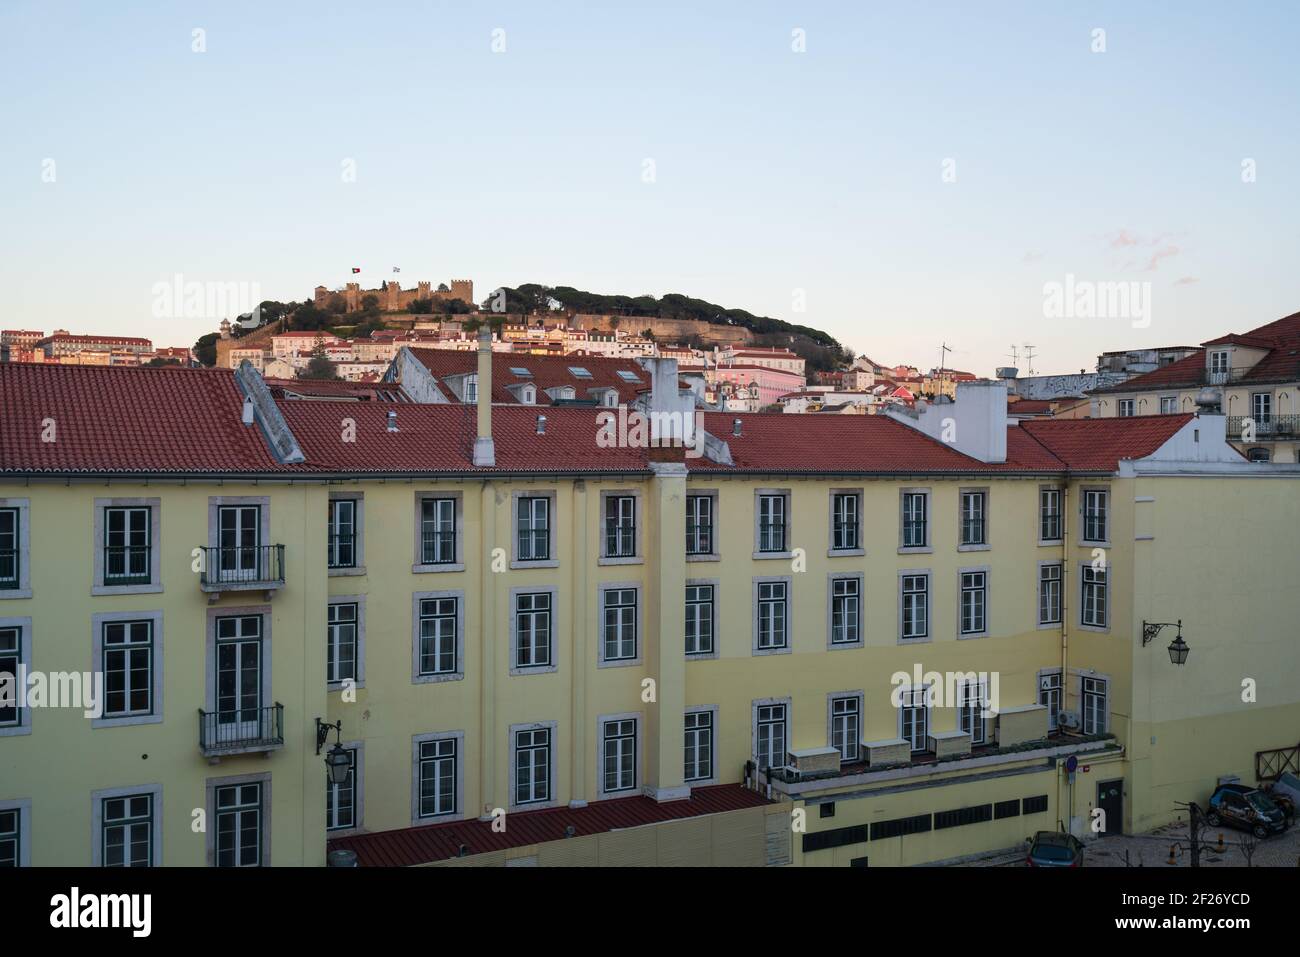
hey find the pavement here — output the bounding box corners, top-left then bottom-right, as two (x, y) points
(958, 817), (1300, 867)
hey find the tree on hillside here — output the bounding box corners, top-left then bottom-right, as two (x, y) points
(193, 332), (220, 367)
(300, 339), (339, 380)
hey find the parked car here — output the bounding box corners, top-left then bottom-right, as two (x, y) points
(1025, 830), (1084, 867)
(1264, 772), (1300, 820)
(1205, 784), (1289, 838)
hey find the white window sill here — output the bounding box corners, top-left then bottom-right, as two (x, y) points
(597, 556), (643, 567)
(412, 563), (465, 574)
(827, 548), (865, 558)
(329, 566), (368, 578)
(92, 583), (163, 596)
(898, 546), (932, 555)
(412, 671), (465, 685)
(510, 559), (559, 570)
(957, 544), (990, 553)
(686, 553), (721, 563)
(752, 551), (793, 561)
(752, 645), (792, 657)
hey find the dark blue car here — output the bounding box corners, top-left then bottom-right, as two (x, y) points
(1206, 784), (1288, 838)
(1025, 830), (1084, 867)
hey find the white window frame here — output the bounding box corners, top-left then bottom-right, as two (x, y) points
(1039, 669), (1063, 731)
(326, 494), (364, 574)
(898, 488), (931, 552)
(205, 772), (270, 867)
(1079, 563), (1109, 631)
(828, 488), (864, 556)
(92, 610), (164, 728)
(1038, 486), (1062, 544)
(754, 489), (791, 558)
(91, 784), (162, 867)
(327, 596), (366, 689)
(511, 586), (558, 675)
(827, 573), (863, 649)
(0, 616), (33, 737)
(898, 570), (930, 642)
(511, 490), (558, 568)
(898, 685), (931, 753)
(411, 730), (463, 824)
(685, 490), (719, 560)
(685, 579), (717, 658)
(684, 706), (718, 785)
(0, 499), (32, 599)
(753, 576), (792, 655)
(957, 567), (989, 638)
(1081, 675), (1109, 734)
(413, 491), (464, 573)
(752, 698), (790, 770)
(411, 590), (465, 684)
(0, 799), (31, 867)
(957, 488), (989, 550)
(1159, 395), (1178, 415)
(93, 498), (162, 595)
(957, 678), (990, 746)
(326, 740), (365, 834)
(598, 584), (641, 667)
(597, 712), (642, 798)
(827, 691), (864, 763)
(599, 490), (642, 565)
(1080, 487), (1110, 545)
(1117, 399), (1135, 417)
(1037, 562), (1063, 628)
(509, 722), (558, 810)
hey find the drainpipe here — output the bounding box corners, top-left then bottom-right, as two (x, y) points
(1058, 474), (1071, 830)
(472, 325), (495, 466)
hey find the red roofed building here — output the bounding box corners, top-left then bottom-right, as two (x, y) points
(1, 360), (1296, 869)
(1088, 309), (1300, 462)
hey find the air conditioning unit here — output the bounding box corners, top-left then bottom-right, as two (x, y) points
(1057, 710), (1081, 732)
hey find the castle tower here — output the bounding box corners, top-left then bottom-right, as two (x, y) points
(449, 279), (474, 305)
(345, 282), (361, 312)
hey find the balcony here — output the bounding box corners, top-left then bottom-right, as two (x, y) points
(1225, 415), (1300, 441)
(198, 703), (284, 760)
(198, 545), (285, 601)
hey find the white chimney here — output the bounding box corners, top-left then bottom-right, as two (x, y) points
(886, 381), (1008, 463)
(472, 326), (495, 466)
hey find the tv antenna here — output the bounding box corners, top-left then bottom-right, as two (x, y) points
(937, 342), (951, 374)
(1022, 343), (1037, 377)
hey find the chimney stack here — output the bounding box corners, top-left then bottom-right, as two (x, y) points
(241, 395), (255, 426)
(472, 325), (496, 466)
(536, 414), (547, 435)
(386, 410), (398, 432)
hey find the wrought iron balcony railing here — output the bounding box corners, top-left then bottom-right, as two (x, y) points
(198, 703), (284, 757)
(198, 545), (285, 594)
(0, 548), (18, 589)
(103, 545), (152, 586)
(1226, 415), (1300, 440)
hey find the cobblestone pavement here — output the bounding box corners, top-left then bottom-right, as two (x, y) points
(960, 818), (1300, 867)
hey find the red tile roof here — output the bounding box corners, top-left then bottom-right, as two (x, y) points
(1091, 310), (1300, 394)
(1016, 414), (1194, 471)
(0, 364), (1201, 477)
(264, 378), (410, 402)
(407, 349), (648, 405)
(0, 363), (292, 474)
(327, 784), (771, 866)
(277, 402), (652, 474)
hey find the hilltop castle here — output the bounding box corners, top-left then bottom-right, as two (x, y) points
(314, 278), (474, 313)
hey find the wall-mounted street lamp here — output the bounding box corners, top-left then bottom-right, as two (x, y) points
(1142, 620), (1190, 666)
(315, 717), (351, 785)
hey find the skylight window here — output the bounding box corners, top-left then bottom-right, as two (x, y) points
(616, 370), (642, 383)
(568, 366), (593, 379)
(510, 367), (532, 377)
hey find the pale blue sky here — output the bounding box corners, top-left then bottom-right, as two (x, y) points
(2, 1), (1297, 374)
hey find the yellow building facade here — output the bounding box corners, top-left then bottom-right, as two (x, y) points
(2, 357), (1299, 867)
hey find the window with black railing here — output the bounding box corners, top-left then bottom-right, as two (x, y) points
(686, 494), (713, 555)
(757, 494), (787, 553)
(420, 498), (456, 565)
(959, 491), (986, 546)
(104, 507), (151, 586)
(604, 495), (636, 558)
(516, 496), (550, 562)
(1039, 488), (1061, 542)
(901, 492), (927, 548)
(0, 507), (19, 589)
(1227, 414), (1300, 438)
(327, 499), (357, 569)
(831, 493), (859, 551)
